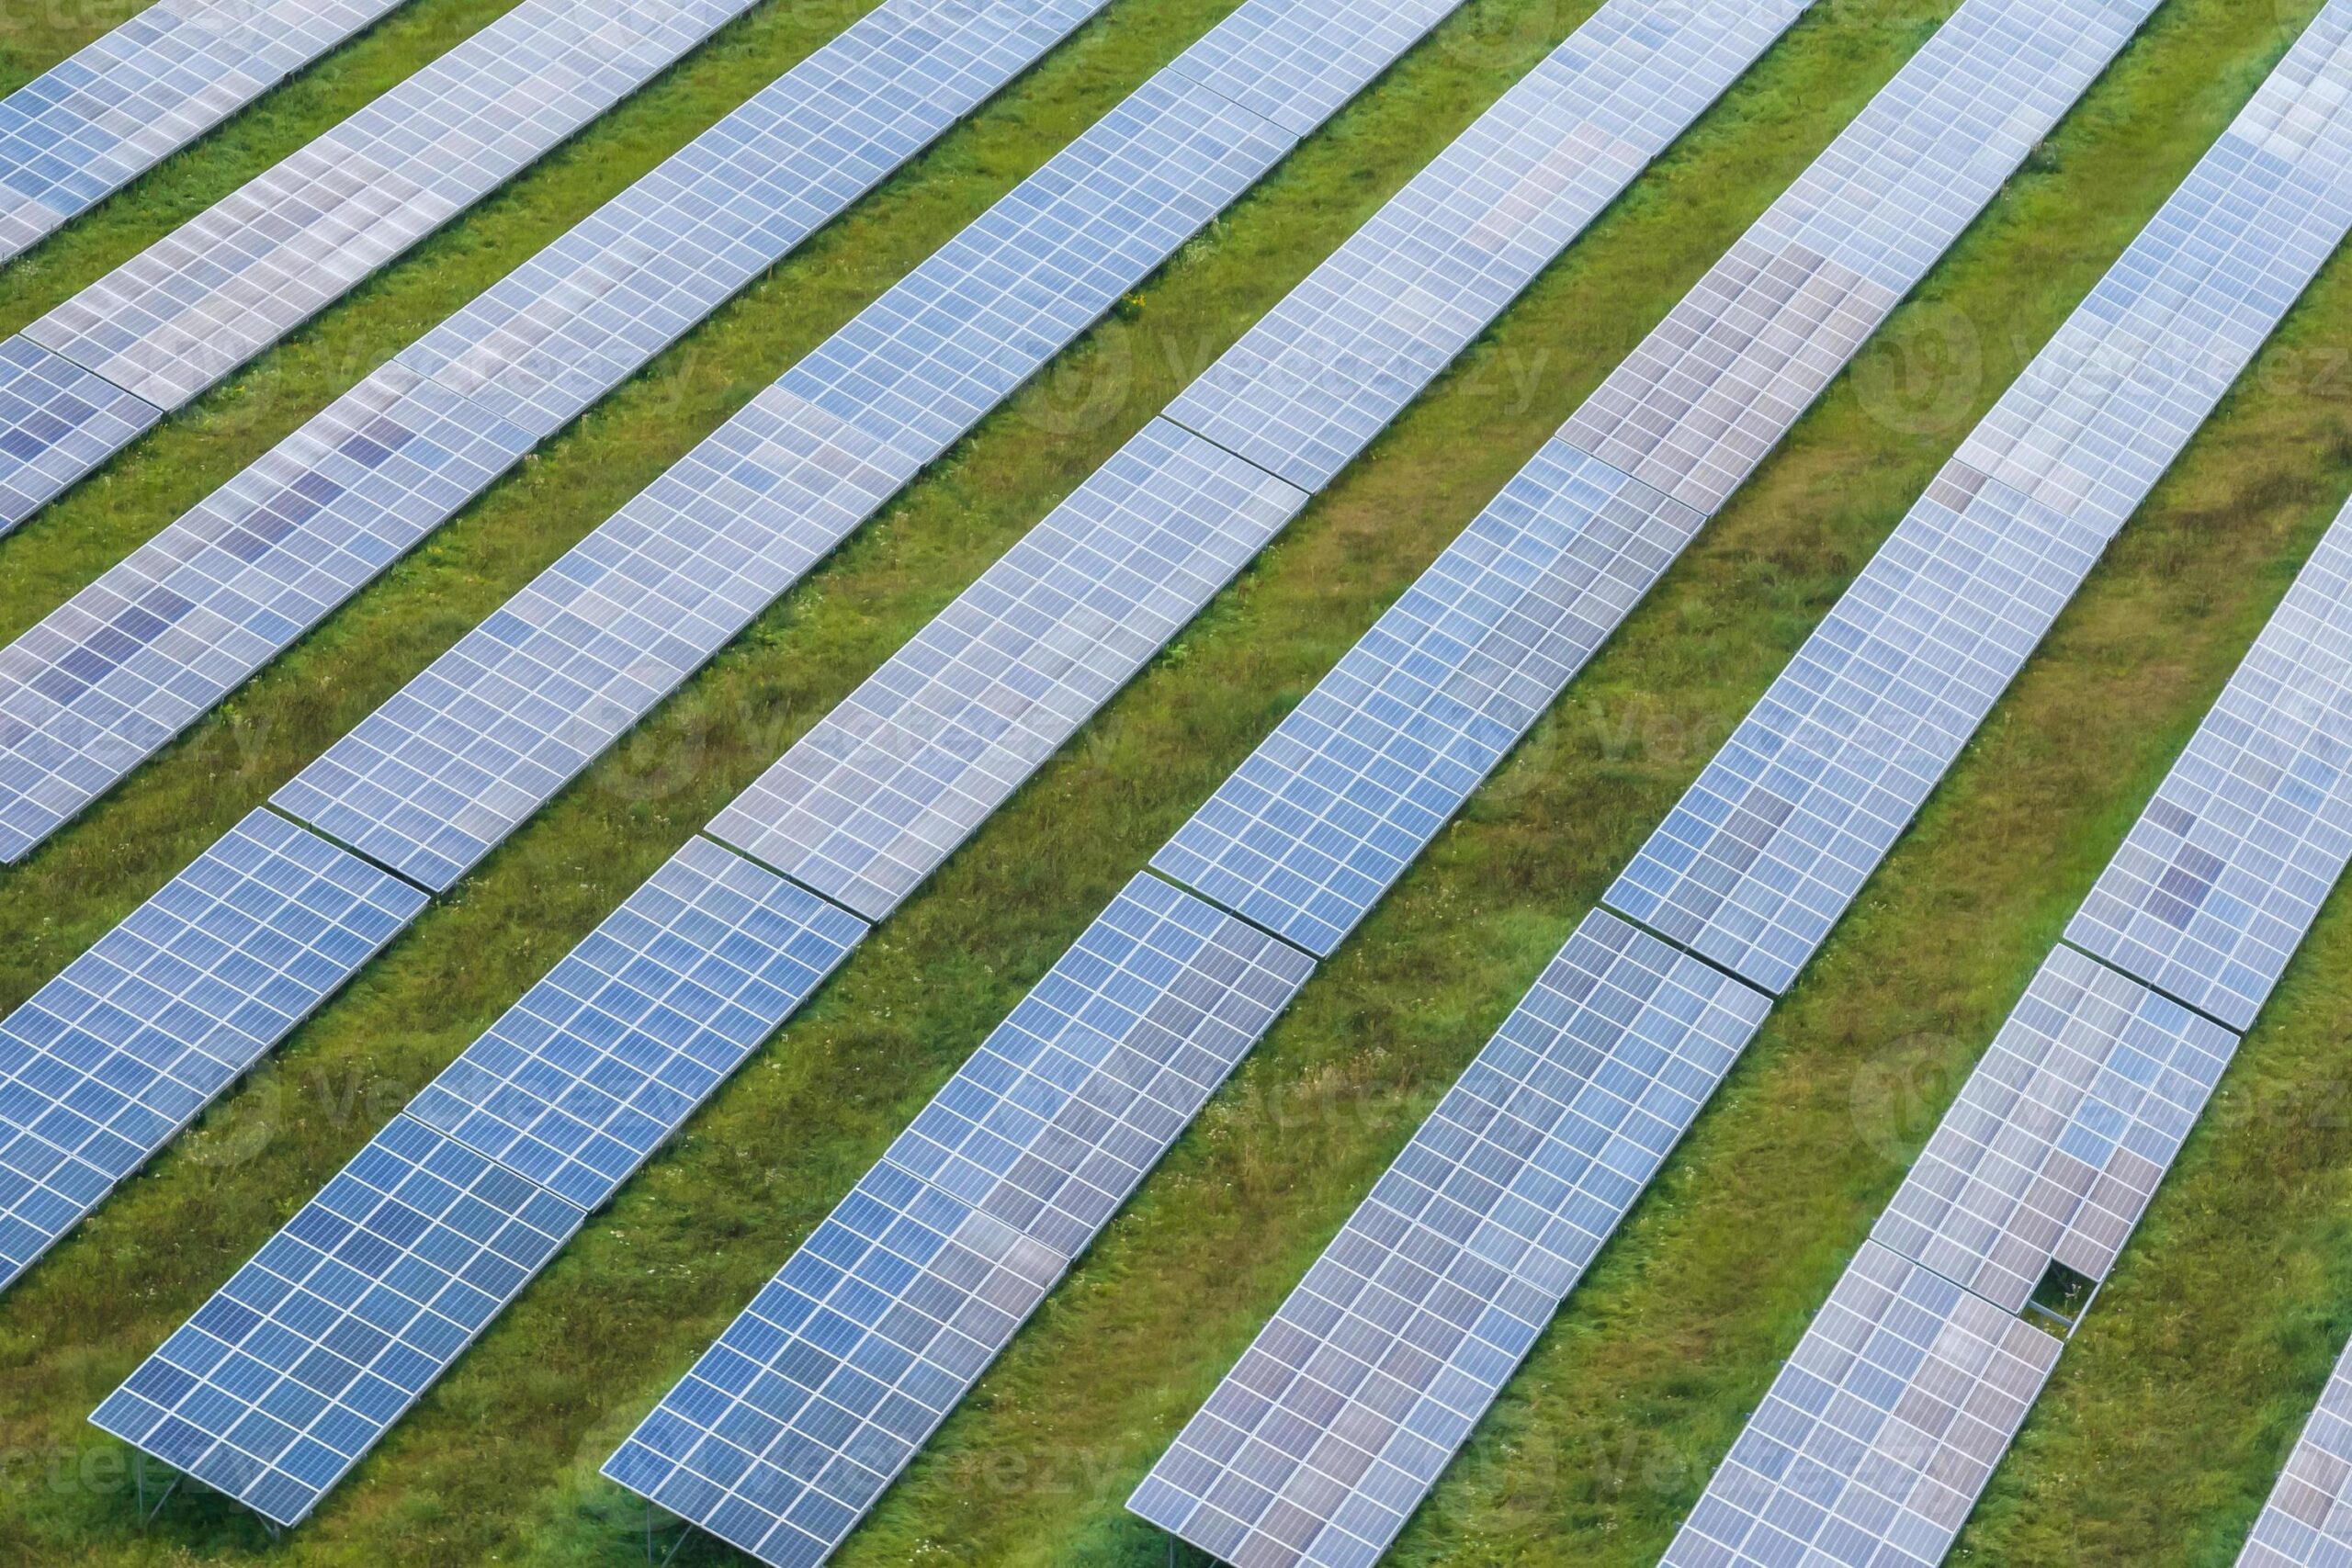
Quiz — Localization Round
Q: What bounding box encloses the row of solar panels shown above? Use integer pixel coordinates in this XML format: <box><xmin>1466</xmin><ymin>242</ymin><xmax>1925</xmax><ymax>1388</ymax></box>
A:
<box><xmin>0</xmin><ymin>0</ymin><xmax>416</xmax><ymax>265</ymax></box>
<box><xmin>28</xmin><ymin>3</ymin><xmax>2352</xmax><ymax>1568</ymax></box>
<box><xmin>71</xmin><ymin>0</ymin><xmax>1835</xmax><ymax>1550</ymax></box>
<box><xmin>0</xmin><ymin>0</ymin><xmax>1129</xmax><ymax>863</ymax></box>
<box><xmin>0</xmin><ymin>0</ymin><xmax>1481</xmax><ymax>1295</ymax></box>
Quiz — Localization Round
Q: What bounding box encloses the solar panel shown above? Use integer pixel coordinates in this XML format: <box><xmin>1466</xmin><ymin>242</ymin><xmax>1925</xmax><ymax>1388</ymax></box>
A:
<box><xmin>2065</xmin><ymin>507</ymin><xmax>2352</xmax><ymax>1030</ymax></box>
<box><xmin>89</xmin><ymin>832</ymin><xmax>862</xmax><ymax>1520</ymax></box>
<box><xmin>2239</xmin><ymin>1334</ymin><xmax>2352</xmax><ymax>1568</ymax></box>
<box><xmin>0</xmin><ymin>0</ymin><xmax>1129</xmax><ymax>860</ymax></box>
<box><xmin>1162</xmin><ymin>0</ymin><xmax>1813</xmax><ymax>492</ymax></box>
<box><xmin>274</xmin><ymin>62</ymin><xmax>1317</xmax><ymax>890</ymax></box>
<box><xmin>1149</xmin><ymin>0</ymin><xmax>2161</xmax><ymax>958</ymax></box>
<box><xmin>1160</xmin><ymin>0</ymin><xmax>1455</xmax><ymax>138</ymax></box>
<box><xmin>0</xmin><ymin>0</ymin><xmax>415</xmax><ymax>265</ymax></box>
<box><xmin>707</xmin><ymin>420</ymin><xmax>1309</xmax><ymax>918</ymax></box>
<box><xmin>89</xmin><ymin>1115</ymin><xmax>586</xmax><ymax>1527</ymax></box>
<box><xmin>1869</xmin><ymin>944</ymin><xmax>2237</xmax><ymax>1314</ymax></box>
<box><xmin>408</xmin><ymin>836</ymin><xmax>866</xmax><ymax>1210</ymax></box>
<box><xmin>0</xmin><ymin>336</ymin><xmax>159</xmax><ymax>525</ymax></box>
<box><xmin>1153</xmin><ymin>445</ymin><xmax>1702</xmax><ymax>954</ymax></box>
<box><xmin>603</xmin><ymin>874</ymin><xmax>1314</xmax><ymax>1568</ymax></box>
<box><xmin>1128</xmin><ymin>910</ymin><xmax>1767</xmax><ymax>1568</ymax></box>
<box><xmin>1658</xmin><ymin>1241</ymin><xmax>2062</xmax><ymax>1568</ymax></box>
<box><xmin>22</xmin><ymin>0</ymin><xmax>754</xmax><ymax>412</ymax></box>
<box><xmin>0</xmin><ymin>808</ymin><xmax>424</xmax><ymax>1292</ymax></box>
<box><xmin>1606</xmin><ymin>19</ymin><xmax>2352</xmax><ymax>994</ymax></box>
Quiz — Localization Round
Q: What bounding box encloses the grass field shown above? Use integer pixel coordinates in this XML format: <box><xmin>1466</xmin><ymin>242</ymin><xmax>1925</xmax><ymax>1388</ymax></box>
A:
<box><xmin>2</xmin><ymin>0</ymin><xmax>2351</xmax><ymax>1563</ymax></box>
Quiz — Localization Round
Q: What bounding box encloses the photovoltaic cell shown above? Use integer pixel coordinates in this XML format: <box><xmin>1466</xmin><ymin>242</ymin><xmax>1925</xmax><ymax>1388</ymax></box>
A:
<box><xmin>0</xmin><ymin>0</ymin><xmax>414</xmax><ymax>265</ymax></box>
<box><xmin>408</xmin><ymin>836</ymin><xmax>866</xmax><ymax>1210</ymax></box>
<box><xmin>2065</xmin><ymin>505</ymin><xmax>2352</xmax><ymax>1030</ymax></box>
<box><xmin>1163</xmin><ymin>0</ymin><xmax>1812</xmax><ymax>492</ymax></box>
<box><xmin>1658</xmin><ymin>1242</ymin><xmax>2062</xmax><ymax>1568</ymax></box>
<box><xmin>0</xmin><ymin>337</ymin><xmax>159</xmax><ymax>524</ymax></box>
<box><xmin>603</xmin><ymin>874</ymin><xmax>1314</xmax><ymax>1568</ymax></box>
<box><xmin>708</xmin><ymin>421</ymin><xmax>1308</xmax><ymax>919</ymax></box>
<box><xmin>0</xmin><ymin>363</ymin><xmax>536</xmax><ymax>864</ymax></box>
<box><xmin>21</xmin><ymin>0</ymin><xmax>755</xmax><ymax>416</ymax></box>
<box><xmin>0</xmin><ymin>808</ymin><xmax>424</xmax><ymax>1292</ymax></box>
<box><xmin>1154</xmin><ymin>445</ymin><xmax>1701</xmax><ymax>954</ymax></box>
<box><xmin>1870</xmin><ymin>945</ymin><xmax>2237</xmax><ymax>1314</ymax></box>
<box><xmin>90</xmin><ymin>1116</ymin><xmax>586</xmax><ymax>1527</ymax></box>
<box><xmin>275</xmin><ymin>59</ymin><xmax>1314</xmax><ymax>890</ymax></box>
<box><xmin>2239</xmin><ymin>1335</ymin><xmax>2352</xmax><ymax>1568</ymax></box>
<box><xmin>0</xmin><ymin>0</ymin><xmax>1120</xmax><ymax>864</ymax></box>
<box><xmin>1128</xmin><ymin>911</ymin><xmax>1767</xmax><ymax>1568</ymax></box>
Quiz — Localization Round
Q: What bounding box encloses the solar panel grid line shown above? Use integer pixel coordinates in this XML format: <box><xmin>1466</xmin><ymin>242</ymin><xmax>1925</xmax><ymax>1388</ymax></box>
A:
<box><xmin>1605</xmin><ymin>6</ymin><xmax>2352</xmax><ymax>996</ymax></box>
<box><xmin>0</xmin><ymin>337</ymin><xmax>162</xmax><ymax>524</ymax></box>
<box><xmin>16</xmin><ymin>0</ymin><xmax>763</xmax><ymax>421</ymax></box>
<box><xmin>1657</xmin><ymin>1241</ymin><xmax>2063</xmax><ymax>1568</ymax></box>
<box><xmin>0</xmin><ymin>0</ymin><xmax>1124</xmax><ymax>865</ymax></box>
<box><xmin>90</xmin><ymin>833</ymin><xmax>866</xmax><ymax>1523</ymax></box>
<box><xmin>1160</xmin><ymin>0</ymin><xmax>1815</xmax><ymax>494</ymax></box>
<box><xmin>2064</xmin><ymin>500</ymin><xmax>2352</xmax><ymax>1030</ymax></box>
<box><xmin>0</xmin><ymin>807</ymin><xmax>427</xmax><ymax>1293</ymax></box>
<box><xmin>1867</xmin><ymin>944</ymin><xmax>2239</xmax><ymax>1316</ymax></box>
<box><xmin>2238</xmin><ymin>1334</ymin><xmax>2352</xmax><ymax>1567</ymax></box>
<box><xmin>601</xmin><ymin>873</ymin><xmax>1315</xmax><ymax>1568</ymax></box>
<box><xmin>0</xmin><ymin>0</ymin><xmax>416</xmax><ymax>265</ymax></box>
<box><xmin>1128</xmin><ymin>909</ymin><xmax>1770</xmax><ymax>1568</ymax></box>
<box><xmin>706</xmin><ymin>418</ymin><xmax>1311</xmax><ymax>919</ymax></box>
<box><xmin>1150</xmin><ymin>0</ymin><xmax>2163</xmax><ymax>960</ymax></box>
<box><xmin>716</xmin><ymin>0</ymin><xmax>1827</xmax><ymax>924</ymax></box>
<box><xmin>269</xmin><ymin>0</ymin><xmax>1465</xmax><ymax>894</ymax></box>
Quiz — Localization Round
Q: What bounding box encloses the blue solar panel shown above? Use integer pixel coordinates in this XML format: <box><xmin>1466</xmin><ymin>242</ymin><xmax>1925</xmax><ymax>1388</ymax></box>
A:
<box><xmin>708</xmin><ymin>419</ymin><xmax>1308</xmax><ymax>918</ymax></box>
<box><xmin>2065</xmin><ymin>504</ymin><xmax>2352</xmax><ymax>1029</ymax></box>
<box><xmin>0</xmin><ymin>808</ymin><xmax>424</xmax><ymax>1292</ymax></box>
<box><xmin>0</xmin><ymin>337</ymin><xmax>159</xmax><ymax>525</ymax></box>
<box><xmin>0</xmin><ymin>0</ymin><xmax>1121</xmax><ymax>861</ymax></box>
<box><xmin>1163</xmin><ymin>0</ymin><xmax>1813</xmax><ymax>491</ymax></box>
<box><xmin>0</xmin><ymin>0</ymin><xmax>415</xmax><ymax>265</ymax></box>
<box><xmin>409</xmin><ymin>837</ymin><xmax>865</xmax><ymax>1209</ymax></box>
<box><xmin>90</xmin><ymin>1115</ymin><xmax>586</xmax><ymax>1526</ymax></box>
<box><xmin>1607</xmin><ymin>24</ymin><xmax>2352</xmax><ymax>994</ymax></box>
<box><xmin>271</xmin><ymin>56</ymin><xmax>1311</xmax><ymax>890</ymax></box>
<box><xmin>1660</xmin><ymin>1242</ymin><xmax>2061</xmax><ymax>1568</ymax></box>
<box><xmin>2240</xmin><ymin>1333</ymin><xmax>2352</xmax><ymax>1568</ymax></box>
<box><xmin>604</xmin><ymin>874</ymin><xmax>1314</xmax><ymax>1568</ymax></box>
<box><xmin>1130</xmin><ymin>910</ymin><xmax>1766</xmax><ymax>1568</ymax></box>
<box><xmin>1871</xmin><ymin>944</ymin><xmax>2237</xmax><ymax>1314</ymax></box>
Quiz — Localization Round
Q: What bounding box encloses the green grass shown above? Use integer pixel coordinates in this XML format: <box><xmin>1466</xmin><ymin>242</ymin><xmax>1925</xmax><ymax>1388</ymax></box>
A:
<box><xmin>2</xmin><ymin>0</ymin><xmax>2351</xmax><ymax>1564</ymax></box>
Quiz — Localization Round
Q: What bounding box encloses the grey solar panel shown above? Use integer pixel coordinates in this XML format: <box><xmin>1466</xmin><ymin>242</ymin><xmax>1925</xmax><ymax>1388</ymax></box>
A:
<box><xmin>707</xmin><ymin>420</ymin><xmax>1308</xmax><ymax>918</ymax></box>
<box><xmin>1149</xmin><ymin>0</ymin><xmax>2161</xmax><ymax>959</ymax></box>
<box><xmin>602</xmin><ymin>874</ymin><xmax>1314</xmax><ymax>1568</ymax></box>
<box><xmin>1869</xmin><ymin>945</ymin><xmax>2237</xmax><ymax>1314</ymax></box>
<box><xmin>1163</xmin><ymin>0</ymin><xmax>1812</xmax><ymax>491</ymax></box>
<box><xmin>0</xmin><ymin>0</ymin><xmax>415</xmax><ymax>265</ymax></box>
<box><xmin>1607</xmin><ymin>20</ymin><xmax>2352</xmax><ymax>994</ymax></box>
<box><xmin>1658</xmin><ymin>1242</ymin><xmax>2062</xmax><ymax>1568</ymax></box>
<box><xmin>274</xmin><ymin>62</ymin><xmax>1311</xmax><ymax>890</ymax></box>
<box><xmin>1129</xmin><ymin>910</ymin><xmax>1767</xmax><ymax>1568</ymax></box>
<box><xmin>0</xmin><ymin>336</ymin><xmax>159</xmax><ymax>524</ymax></box>
<box><xmin>0</xmin><ymin>0</ymin><xmax>760</xmax><ymax>523</ymax></box>
<box><xmin>0</xmin><ymin>0</ymin><xmax>1114</xmax><ymax>863</ymax></box>
<box><xmin>0</xmin><ymin>808</ymin><xmax>424</xmax><ymax>1292</ymax></box>
<box><xmin>89</xmin><ymin>1116</ymin><xmax>587</xmax><ymax>1527</ymax></box>
<box><xmin>2239</xmin><ymin>1335</ymin><xmax>2352</xmax><ymax>1567</ymax></box>
<box><xmin>408</xmin><ymin>836</ymin><xmax>867</xmax><ymax>1210</ymax></box>
<box><xmin>89</xmin><ymin>833</ymin><xmax>862</xmax><ymax>1517</ymax></box>
<box><xmin>2064</xmin><ymin>505</ymin><xmax>2352</xmax><ymax>1029</ymax></box>
<box><xmin>1153</xmin><ymin>444</ymin><xmax>1702</xmax><ymax>954</ymax></box>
